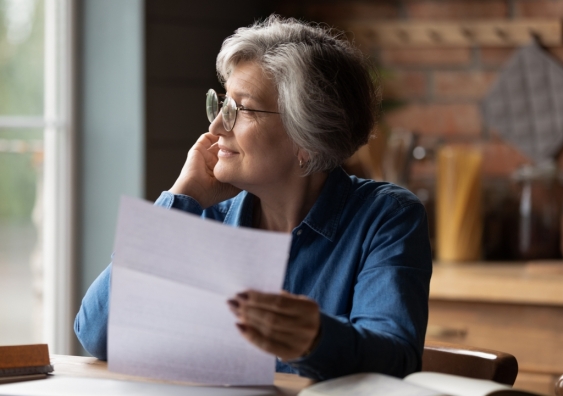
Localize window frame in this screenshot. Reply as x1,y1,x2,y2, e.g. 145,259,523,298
0,0,77,354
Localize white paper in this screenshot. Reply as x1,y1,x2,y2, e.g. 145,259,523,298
108,196,291,386
0,375,281,396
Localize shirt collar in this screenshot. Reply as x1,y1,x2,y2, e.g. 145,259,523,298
302,166,350,242
229,167,350,241
224,190,254,228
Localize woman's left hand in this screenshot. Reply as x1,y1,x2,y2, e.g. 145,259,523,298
227,290,321,361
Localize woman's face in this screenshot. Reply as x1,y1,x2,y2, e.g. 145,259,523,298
210,61,298,191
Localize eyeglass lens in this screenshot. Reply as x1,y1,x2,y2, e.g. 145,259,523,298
221,96,237,131
206,89,218,123
205,89,237,131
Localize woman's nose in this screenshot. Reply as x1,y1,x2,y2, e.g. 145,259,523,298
209,112,226,136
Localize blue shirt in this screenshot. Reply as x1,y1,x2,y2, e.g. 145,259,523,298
74,167,432,380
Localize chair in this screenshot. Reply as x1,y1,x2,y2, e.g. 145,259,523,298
555,374,563,396
422,340,519,386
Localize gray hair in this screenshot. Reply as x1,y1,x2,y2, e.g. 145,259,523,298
216,15,381,175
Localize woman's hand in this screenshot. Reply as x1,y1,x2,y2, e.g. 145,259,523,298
169,133,240,209
227,290,321,361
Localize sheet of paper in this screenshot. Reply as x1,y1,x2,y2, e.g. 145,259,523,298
108,196,291,386
0,375,281,396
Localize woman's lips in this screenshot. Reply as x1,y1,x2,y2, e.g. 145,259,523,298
217,145,239,157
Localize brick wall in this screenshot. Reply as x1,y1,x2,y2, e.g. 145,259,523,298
277,0,563,178
277,0,563,259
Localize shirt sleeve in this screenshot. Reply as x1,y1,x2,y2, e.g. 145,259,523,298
74,263,111,359
73,191,204,359
287,201,432,380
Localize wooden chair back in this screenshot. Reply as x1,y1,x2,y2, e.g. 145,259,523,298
422,340,518,386
555,374,563,396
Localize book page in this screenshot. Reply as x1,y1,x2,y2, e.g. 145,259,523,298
108,196,291,386
405,372,510,396
298,373,444,396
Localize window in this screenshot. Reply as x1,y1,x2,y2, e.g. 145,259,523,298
0,0,75,353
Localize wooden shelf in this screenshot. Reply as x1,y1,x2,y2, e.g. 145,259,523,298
345,19,562,47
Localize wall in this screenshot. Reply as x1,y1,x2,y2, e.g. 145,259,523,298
78,0,144,323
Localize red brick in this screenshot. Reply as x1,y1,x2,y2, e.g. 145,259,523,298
406,0,509,20
480,47,516,67
481,137,531,176
381,48,472,67
305,2,400,23
382,71,427,100
548,47,563,65
384,103,482,136
434,71,497,100
514,0,563,17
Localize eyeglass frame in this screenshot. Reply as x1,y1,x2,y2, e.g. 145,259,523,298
206,89,281,132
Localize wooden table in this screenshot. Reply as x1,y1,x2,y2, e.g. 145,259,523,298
427,261,563,396
49,355,312,395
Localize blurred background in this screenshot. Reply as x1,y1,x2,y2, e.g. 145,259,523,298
1,0,562,394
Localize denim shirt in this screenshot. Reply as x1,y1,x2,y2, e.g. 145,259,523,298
74,167,432,380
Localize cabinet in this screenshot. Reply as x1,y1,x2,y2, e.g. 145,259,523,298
427,262,563,395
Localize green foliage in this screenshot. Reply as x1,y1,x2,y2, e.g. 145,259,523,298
0,0,44,115
0,0,44,220
0,151,38,219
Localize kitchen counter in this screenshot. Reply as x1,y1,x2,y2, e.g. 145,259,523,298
427,261,563,395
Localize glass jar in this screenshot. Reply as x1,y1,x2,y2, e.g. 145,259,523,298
511,162,562,260
436,144,483,262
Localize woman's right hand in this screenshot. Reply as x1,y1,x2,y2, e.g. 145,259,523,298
169,132,241,209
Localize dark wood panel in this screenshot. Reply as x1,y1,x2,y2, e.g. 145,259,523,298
145,147,190,202
146,24,232,81
146,0,270,24
146,85,210,142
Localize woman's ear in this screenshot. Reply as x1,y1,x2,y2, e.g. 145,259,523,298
297,148,310,165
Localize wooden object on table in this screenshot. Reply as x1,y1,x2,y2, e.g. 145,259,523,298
427,262,563,396
422,340,518,386
49,355,312,396
0,344,53,383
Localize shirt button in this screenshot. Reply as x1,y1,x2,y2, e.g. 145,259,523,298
296,230,303,236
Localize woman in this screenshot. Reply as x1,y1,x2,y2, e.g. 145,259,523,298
75,15,432,381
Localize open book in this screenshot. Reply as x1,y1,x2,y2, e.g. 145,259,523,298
298,372,544,396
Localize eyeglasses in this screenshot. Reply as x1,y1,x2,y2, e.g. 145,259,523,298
206,89,280,131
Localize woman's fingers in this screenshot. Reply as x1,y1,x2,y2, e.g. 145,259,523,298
228,290,321,360
236,290,318,317
170,132,240,208
238,302,317,334
191,133,219,171
236,324,303,360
